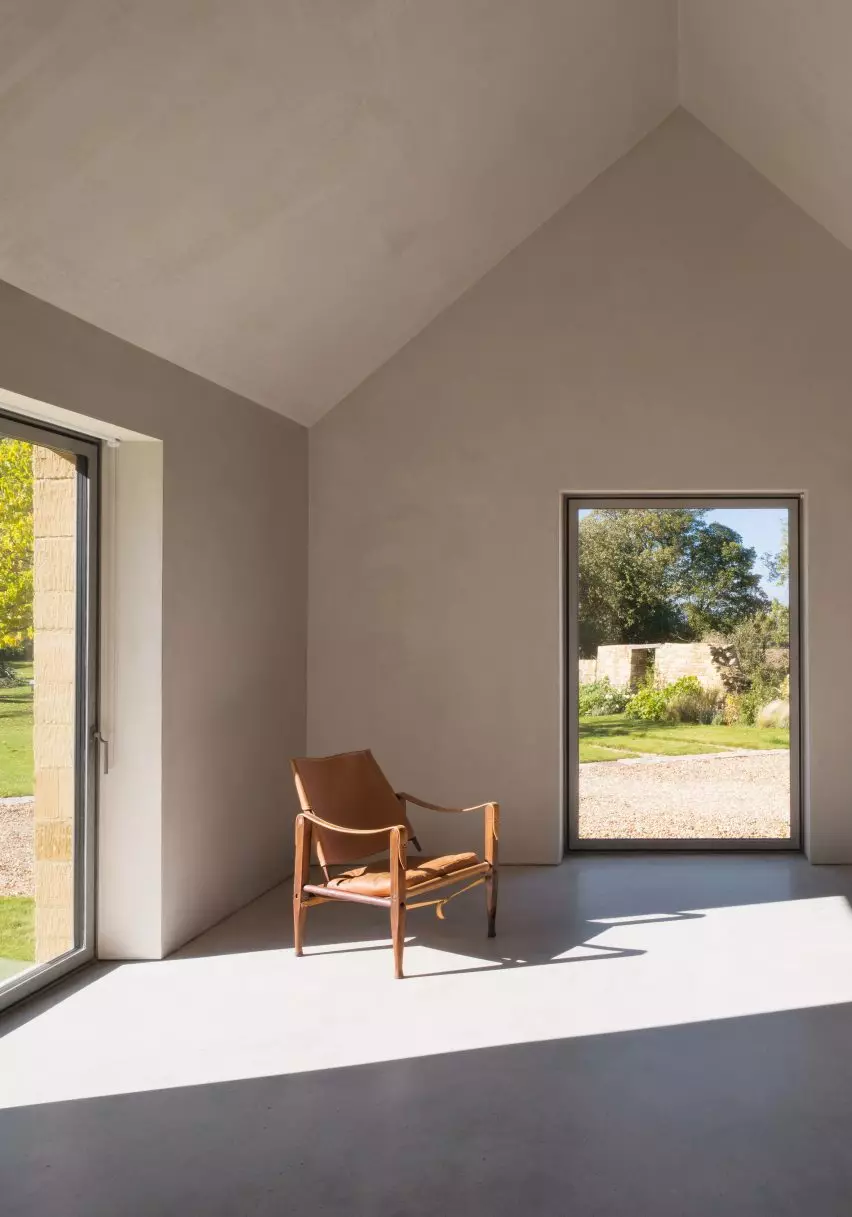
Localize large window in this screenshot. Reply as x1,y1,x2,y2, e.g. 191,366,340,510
566,498,800,850
0,412,98,1010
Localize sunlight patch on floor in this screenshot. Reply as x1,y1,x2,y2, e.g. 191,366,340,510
2,894,852,1110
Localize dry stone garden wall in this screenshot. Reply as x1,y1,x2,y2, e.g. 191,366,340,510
653,643,722,690
581,642,738,692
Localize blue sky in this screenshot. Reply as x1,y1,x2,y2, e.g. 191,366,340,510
578,506,789,604
705,508,788,605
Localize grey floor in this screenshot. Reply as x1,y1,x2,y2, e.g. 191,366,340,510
3,854,852,1215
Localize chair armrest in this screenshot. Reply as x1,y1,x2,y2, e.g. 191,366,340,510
397,792,496,814
396,796,498,872
298,809,407,837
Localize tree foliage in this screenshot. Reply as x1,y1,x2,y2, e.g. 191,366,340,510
0,439,34,650
764,599,789,648
762,522,789,587
578,508,768,655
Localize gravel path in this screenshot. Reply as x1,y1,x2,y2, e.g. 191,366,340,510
0,754,794,887
0,798,34,896
579,750,791,839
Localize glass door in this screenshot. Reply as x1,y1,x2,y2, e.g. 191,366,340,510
567,497,800,850
0,412,98,1010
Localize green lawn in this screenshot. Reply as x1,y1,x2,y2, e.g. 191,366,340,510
0,662,35,964
580,714,790,763
0,661,33,797
0,896,35,961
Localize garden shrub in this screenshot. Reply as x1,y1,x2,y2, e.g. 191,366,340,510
663,676,703,699
625,684,669,721
729,616,772,684
755,671,790,729
663,677,720,724
757,699,790,729
736,673,782,725
712,616,788,724
718,693,743,725
626,676,720,724
735,687,761,726
0,650,23,687
578,677,630,717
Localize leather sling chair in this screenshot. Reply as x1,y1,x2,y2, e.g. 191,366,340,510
291,750,499,978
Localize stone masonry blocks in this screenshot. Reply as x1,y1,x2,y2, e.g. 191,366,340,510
33,445,77,964
33,591,76,632
32,477,76,539
34,538,76,592
582,642,727,692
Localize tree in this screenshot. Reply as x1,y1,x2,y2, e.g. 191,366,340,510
0,438,34,656
764,598,789,648
680,519,772,638
578,509,686,654
762,522,789,587
760,523,790,646
578,508,768,655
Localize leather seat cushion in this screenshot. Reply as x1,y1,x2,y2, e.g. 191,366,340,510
326,852,480,898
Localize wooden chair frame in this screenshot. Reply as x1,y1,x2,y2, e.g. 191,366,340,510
293,791,499,979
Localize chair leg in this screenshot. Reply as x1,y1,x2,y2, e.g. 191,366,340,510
293,813,311,957
486,869,498,938
293,898,307,956
485,802,499,938
390,825,407,979
391,898,406,979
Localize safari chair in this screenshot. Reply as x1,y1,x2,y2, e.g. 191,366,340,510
291,750,499,978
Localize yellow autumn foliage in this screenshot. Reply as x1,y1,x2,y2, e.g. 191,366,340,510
0,438,34,649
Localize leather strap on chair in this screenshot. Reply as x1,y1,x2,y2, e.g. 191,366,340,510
406,875,487,919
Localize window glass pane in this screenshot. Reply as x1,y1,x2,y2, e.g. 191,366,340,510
575,503,794,843
1,436,86,992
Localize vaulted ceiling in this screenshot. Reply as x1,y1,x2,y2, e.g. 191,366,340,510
0,3,847,425
679,1,852,255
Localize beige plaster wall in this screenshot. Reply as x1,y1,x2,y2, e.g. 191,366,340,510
0,2,677,424
309,110,852,864
680,1,852,255
0,282,307,955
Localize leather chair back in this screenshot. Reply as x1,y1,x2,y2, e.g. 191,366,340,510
291,750,413,866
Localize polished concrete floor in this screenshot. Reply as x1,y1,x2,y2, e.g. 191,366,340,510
3,855,852,1215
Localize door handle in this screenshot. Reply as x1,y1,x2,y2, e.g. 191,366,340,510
92,728,110,776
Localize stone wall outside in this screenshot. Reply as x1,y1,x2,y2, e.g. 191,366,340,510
594,645,634,689
580,641,727,693
578,658,597,685
32,446,77,964
653,643,723,691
